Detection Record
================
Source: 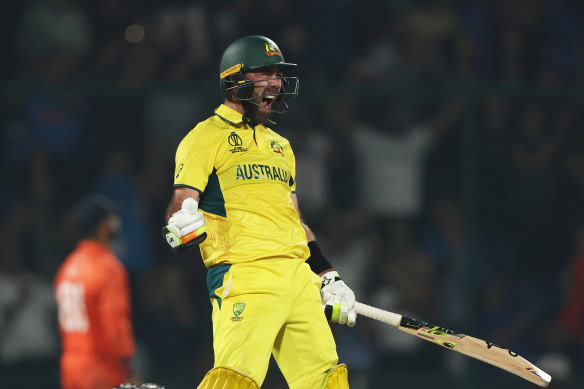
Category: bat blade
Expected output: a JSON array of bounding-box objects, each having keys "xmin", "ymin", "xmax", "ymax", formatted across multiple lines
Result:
[{"xmin": 355, "ymin": 302, "xmax": 551, "ymax": 387}]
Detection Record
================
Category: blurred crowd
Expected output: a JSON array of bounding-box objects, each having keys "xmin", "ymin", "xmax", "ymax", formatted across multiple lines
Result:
[{"xmin": 1, "ymin": 0, "xmax": 584, "ymax": 388}]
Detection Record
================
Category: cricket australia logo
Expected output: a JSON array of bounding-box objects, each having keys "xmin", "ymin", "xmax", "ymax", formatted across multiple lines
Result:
[
  {"xmin": 231, "ymin": 302, "xmax": 246, "ymax": 322},
  {"xmin": 228, "ymin": 132, "xmax": 247, "ymax": 153},
  {"xmin": 265, "ymin": 42, "xmax": 281, "ymax": 56},
  {"xmin": 271, "ymin": 140, "xmax": 284, "ymax": 157}
]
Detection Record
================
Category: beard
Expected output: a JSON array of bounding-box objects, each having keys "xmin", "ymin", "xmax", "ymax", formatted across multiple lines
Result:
[{"xmin": 243, "ymin": 99, "xmax": 271, "ymax": 125}]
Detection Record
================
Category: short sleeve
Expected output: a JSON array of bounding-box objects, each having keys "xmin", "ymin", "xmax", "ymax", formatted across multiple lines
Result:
[{"xmin": 174, "ymin": 126, "xmax": 218, "ymax": 192}]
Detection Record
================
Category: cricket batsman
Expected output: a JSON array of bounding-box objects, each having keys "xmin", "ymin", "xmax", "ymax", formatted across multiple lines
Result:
[{"xmin": 162, "ymin": 35, "xmax": 357, "ymax": 388}]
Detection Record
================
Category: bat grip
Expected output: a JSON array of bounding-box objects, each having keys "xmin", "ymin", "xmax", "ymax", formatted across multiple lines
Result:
[{"xmin": 355, "ymin": 302, "xmax": 402, "ymax": 327}]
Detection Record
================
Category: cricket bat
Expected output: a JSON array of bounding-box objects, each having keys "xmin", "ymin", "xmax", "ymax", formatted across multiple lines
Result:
[{"xmin": 354, "ymin": 302, "xmax": 552, "ymax": 387}]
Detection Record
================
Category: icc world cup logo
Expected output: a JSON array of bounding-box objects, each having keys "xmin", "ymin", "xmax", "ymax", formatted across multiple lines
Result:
[
  {"xmin": 228, "ymin": 132, "xmax": 243, "ymax": 146},
  {"xmin": 228, "ymin": 132, "xmax": 247, "ymax": 153}
]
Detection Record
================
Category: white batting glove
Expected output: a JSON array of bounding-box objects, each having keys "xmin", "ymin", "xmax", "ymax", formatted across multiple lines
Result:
[
  {"xmin": 320, "ymin": 271, "xmax": 356, "ymax": 327},
  {"xmin": 162, "ymin": 198, "xmax": 207, "ymax": 251}
]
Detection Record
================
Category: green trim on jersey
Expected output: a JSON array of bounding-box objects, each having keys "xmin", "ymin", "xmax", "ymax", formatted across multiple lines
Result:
[
  {"xmin": 199, "ymin": 168, "xmax": 226, "ymax": 217},
  {"xmin": 207, "ymin": 263, "xmax": 232, "ymax": 308},
  {"xmin": 174, "ymin": 184, "xmax": 203, "ymax": 195},
  {"xmin": 214, "ymin": 111, "xmax": 243, "ymax": 126}
]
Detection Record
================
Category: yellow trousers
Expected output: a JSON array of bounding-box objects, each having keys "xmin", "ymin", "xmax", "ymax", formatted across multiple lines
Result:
[{"xmin": 207, "ymin": 258, "xmax": 339, "ymax": 388}]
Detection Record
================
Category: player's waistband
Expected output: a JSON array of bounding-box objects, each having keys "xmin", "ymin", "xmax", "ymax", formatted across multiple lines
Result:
[{"xmin": 206, "ymin": 257, "xmax": 308, "ymax": 302}]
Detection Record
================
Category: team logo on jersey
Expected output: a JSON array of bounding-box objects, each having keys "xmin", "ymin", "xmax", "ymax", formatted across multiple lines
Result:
[
  {"xmin": 228, "ymin": 131, "xmax": 247, "ymax": 153},
  {"xmin": 271, "ymin": 140, "xmax": 284, "ymax": 157},
  {"xmin": 265, "ymin": 42, "xmax": 281, "ymax": 56},
  {"xmin": 232, "ymin": 302, "xmax": 246, "ymax": 322}
]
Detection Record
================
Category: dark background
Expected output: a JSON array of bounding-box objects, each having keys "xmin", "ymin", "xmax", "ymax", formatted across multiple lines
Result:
[{"xmin": 1, "ymin": 0, "xmax": 583, "ymax": 388}]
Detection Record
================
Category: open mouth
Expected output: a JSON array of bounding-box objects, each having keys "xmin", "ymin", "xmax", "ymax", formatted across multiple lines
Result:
[{"xmin": 260, "ymin": 95, "xmax": 275, "ymax": 109}]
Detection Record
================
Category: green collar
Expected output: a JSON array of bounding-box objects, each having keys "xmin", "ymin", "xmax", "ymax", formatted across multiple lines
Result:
[
  {"xmin": 214, "ymin": 104, "xmax": 244, "ymax": 126},
  {"xmin": 214, "ymin": 103, "xmax": 275, "ymax": 128}
]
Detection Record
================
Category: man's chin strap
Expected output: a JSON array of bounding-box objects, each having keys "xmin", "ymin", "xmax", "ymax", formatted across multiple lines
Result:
[{"xmin": 243, "ymin": 115, "xmax": 259, "ymax": 129}]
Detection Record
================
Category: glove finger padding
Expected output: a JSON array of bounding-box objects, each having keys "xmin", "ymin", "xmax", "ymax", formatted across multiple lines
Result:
[
  {"xmin": 338, "ymin": 302, "xmax": 349, "ymax": 325},
  {"xmin": 168, "ymin": 199, "xmax": 204, "ymax": 232},
  {"xmin": 165, "ymin": 223, "xmax": 181, "ymax": 239},
  {"xmin": 163, "ymin": 197, "xmax": 207, "ymax": 251},
  {"xmin": 172, "ymin": 212, "xmax": 205, "ymax": 236},
  {"xmin": 320, "ymin": 271, "xmax": 357, "ymax": 326},
  {"xmin": 347, "ymin": 310, "xmax": 356, "ymax": 327},
  {"xmin": 182, "ymin": 197, "xmax": 198, "ymax": 213}
]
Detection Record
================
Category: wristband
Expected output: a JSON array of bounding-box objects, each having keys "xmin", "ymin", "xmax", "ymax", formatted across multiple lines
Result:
[{"xmin": 306, "ymin": 241, "xmax": 333, "ymax": 274}]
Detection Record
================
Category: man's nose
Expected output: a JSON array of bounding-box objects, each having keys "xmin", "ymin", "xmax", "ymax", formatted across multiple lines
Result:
[{"xmin": 269, "ymin": 77, "xmax": 282, "ymax": 91}]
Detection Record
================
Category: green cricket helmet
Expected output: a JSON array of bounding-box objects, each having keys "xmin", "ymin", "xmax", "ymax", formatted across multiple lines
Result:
[{"xmin": 219, "ymin": 35, "xmax": 299, "ymax": 113}]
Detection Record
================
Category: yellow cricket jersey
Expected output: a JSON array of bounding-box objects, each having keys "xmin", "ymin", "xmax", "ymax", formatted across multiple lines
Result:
[{"xmin": 174, "ymin": 104, "xmax": 309, "ymax": 267}]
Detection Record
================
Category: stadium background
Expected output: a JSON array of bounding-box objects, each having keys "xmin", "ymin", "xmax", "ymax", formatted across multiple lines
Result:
[{"xmin": 1, "ymin": 0, "xmax": 583, "ymax": 388}]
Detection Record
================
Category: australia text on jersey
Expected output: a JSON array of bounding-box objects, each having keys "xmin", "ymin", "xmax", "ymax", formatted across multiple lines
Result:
[{"xmin": 235, "ymin": 163, "xmax": 290, "ymax": 184}]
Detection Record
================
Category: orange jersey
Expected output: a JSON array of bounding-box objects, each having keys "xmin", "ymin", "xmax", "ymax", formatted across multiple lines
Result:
[
  {"xmin": 561, "ymin": 255, "xmax": 584, "ymax": 339},
  {"xmin": 54, "ymin": 240, "xmax": 135, "ymax": 388}
]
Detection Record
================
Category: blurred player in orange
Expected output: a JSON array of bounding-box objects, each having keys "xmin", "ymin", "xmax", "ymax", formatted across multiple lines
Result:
[
  {"xmin": 55, "ymin": 194, "xmax": 137, "ymax": 389},
  {"xmin": 560, "ymin": 224, "xmax": 584, "ymax": 357}
]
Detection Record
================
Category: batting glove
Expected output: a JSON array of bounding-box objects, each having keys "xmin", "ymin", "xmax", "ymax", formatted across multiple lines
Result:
[
  {"xmin": 320, "ymin": 271, "xmax": 356, "ymax": 327},
  {"xmin": 162, "ymin": 198, "xmax": 207, "ymax": 251}
]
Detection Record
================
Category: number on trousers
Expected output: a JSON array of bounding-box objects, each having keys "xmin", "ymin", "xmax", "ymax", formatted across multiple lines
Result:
[{"xmin": 56, "ymin": 281, "xmax": 89, "ymax": 333}]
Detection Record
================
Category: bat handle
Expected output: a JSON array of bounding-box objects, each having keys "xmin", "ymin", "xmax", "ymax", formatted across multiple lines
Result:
[{"xmin": 355, "ymin": 302, "xmax": 402, "ymax": 327}]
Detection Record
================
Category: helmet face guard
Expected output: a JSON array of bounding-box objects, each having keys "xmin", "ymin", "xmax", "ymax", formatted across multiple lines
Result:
[
  {"xmin": 218, "ymin": 35, "xmax": 299, "ymax": 114},
  {"xmin": 220, "ymin": 71, "xmax": 299, "ymax": 113}
]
